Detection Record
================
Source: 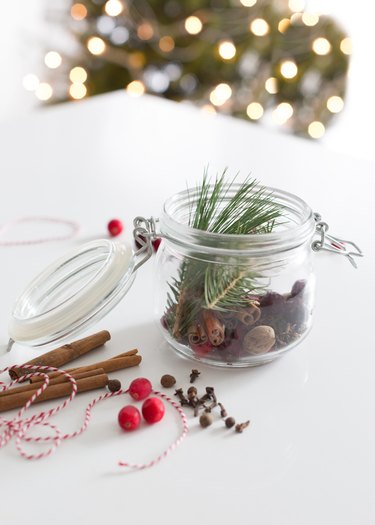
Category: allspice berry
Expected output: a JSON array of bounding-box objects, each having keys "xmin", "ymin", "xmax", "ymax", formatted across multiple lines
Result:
[
  {"xmin": 242, "ymin": 325, "xmax": 276, "ymax": 355},
  {"xmin": 107, "ymin": 379, "xmax": 121, "ymax": 392},
  {"xmin": 225, "ymin": 416, "xmax": 235, "ymax": 428},
  {"xmin": 199, "ymin": 412, "xmax": 213, "ymax": 428},
  {"xmin": 160, "ymin": 374, "xmax": 176, "ymax": 388}
]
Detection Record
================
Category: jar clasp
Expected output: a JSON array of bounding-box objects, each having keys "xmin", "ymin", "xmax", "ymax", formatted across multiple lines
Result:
[
  {"xmin": 132, "ymin": 216, "xmax": 159, "ymax": 271},
  {"xmin": 312, "ymin": 213, "xmax": 363, "ymax": 268}
]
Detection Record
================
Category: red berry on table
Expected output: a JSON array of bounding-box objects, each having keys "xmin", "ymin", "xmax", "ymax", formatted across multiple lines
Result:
[
  {"xmin": 129, "ymin": 377, "xmax": 152, "ymax": 401},
  {"xmin": 107, "ymin": 219, "xmax": 123, "ymax": 237},
  {"xmin": 118, "ymin": 405, "xmax": 141, "ymax": 431},
  {"xmin": 142, "ymin": 397, "xmax": 165, "ymax": 424}
]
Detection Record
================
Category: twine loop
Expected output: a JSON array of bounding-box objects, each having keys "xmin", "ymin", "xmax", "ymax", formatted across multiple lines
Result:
[{"xmin": 0, "ymin": 364, "xmax": 188, "ymax": 468}]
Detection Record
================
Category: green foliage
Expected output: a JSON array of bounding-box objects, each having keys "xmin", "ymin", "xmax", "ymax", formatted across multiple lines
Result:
[
  {"xmin": 43, "ymin": 1, "xmax": 350, "ymax": 138},
  {"xmin": 167, "ymin": 170, "xmax": 284, "ymax": 339}
]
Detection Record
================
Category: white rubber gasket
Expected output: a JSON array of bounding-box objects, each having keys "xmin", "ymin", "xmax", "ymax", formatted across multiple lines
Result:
[{"xmin": 9, "ymin": 239, "xmax": 134, "ymax": 344}]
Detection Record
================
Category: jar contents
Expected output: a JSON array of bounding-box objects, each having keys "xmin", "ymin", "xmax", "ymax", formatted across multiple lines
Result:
[
  {"xmin": 161, "ymin": 279, "xmax": 310, "ymax": 364},
  {"xmin": 158, "ymin": 174, "xmax": 314, "ymax": 366}
]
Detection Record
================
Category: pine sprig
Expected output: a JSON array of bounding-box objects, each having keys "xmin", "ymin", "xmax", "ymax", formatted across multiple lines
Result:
[
  {"xmin": 165, "ymin": 170, "xmax": 285, "ymax": 340},
  {"xmin": 190, "ymin": 171, "xmax": 283, "ymax": 235},
  {"xmin": 204, "ymin": 265, "xmax": 263, "ymax": 311}
]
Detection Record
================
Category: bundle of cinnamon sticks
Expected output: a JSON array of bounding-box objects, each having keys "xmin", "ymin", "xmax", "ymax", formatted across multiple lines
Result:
[{"xmin": 0, "ymin": 331, "xmax": 142, "ymax": 413}]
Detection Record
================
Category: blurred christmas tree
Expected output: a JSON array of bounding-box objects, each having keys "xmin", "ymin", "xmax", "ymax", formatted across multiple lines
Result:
[{"xmin": 32, "ymin": 0, "xmax": 351, "ymax": 139}]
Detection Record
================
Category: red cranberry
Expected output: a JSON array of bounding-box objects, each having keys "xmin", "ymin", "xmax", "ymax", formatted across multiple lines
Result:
[
  {"xmin": 118, "ymin": 405, "xmax": 141, "ymax": 431},
  {"xmin": 107, "ymin": 219, "xmax": 123, "ymax": 237},
  {"xmin": 129, "ymin": 377, "xmax": 152, "ymax": 401},
  {"xmin": 135, "ymin": 235, "xmax": 161, "ymax": 252},
  {"xmin": 152, "ymin": 238, "xmax": 162, "ymax": 251},
  {"xmin": 142, "ymin": 397, "xmax": 165, "ymax": 424},
  {"xmin": 190, "ymin": 341, "xmax": 214, "ymax": 357}
]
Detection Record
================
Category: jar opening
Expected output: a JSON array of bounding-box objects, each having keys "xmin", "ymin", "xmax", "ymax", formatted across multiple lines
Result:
[{"xmin": 161, "ymin": 184, "xmax": 315, "ymax": 256}]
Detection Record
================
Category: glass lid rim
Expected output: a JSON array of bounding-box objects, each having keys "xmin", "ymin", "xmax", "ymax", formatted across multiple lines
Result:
[{"xmin": 9, "ymin": 239, "xmax": 135, "ymax": 345}]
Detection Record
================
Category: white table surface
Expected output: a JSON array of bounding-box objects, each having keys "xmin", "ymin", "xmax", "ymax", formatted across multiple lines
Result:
[{"xmin": 0, "ymin": 92, "xmax": 374, "ymax": 525}]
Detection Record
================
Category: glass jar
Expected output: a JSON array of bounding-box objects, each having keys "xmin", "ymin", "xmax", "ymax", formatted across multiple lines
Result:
[{"xmin": 155, "ymin": 185, "xmax": 316, "ymax": 367}]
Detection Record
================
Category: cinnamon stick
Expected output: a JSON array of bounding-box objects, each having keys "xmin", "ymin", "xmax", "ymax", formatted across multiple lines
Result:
[
  {"xmin": 30, "ymin": 353, "xmax": 141, "ymax": 384},
  {"xmin": 202, "ymin": 310, "xmax": 225, "ymax": 346},
  {"xmin": 0, "ymin": 368, "xmax": 106, "ymax": 398},
  {"xmin": 9, "ymin": 330, "xmax": 111, "ymax": 380},
  {"xmin": 0, "ymin": 372, "xmax": 109, "ymax": 413},
  {"xmin": 235, "ymin": 305, "xmax": 261, "ymax": 326},
  {"xmin": 187, "ymin": 323, "xmax": 208, "ymax": 346}
]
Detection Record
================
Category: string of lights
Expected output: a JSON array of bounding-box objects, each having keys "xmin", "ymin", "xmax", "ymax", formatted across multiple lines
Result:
[{"xmin": 23, "ymin": 0, "xmax": 351, "ymax": 139}]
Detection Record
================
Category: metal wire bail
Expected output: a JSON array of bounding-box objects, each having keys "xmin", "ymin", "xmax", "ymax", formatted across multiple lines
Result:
[
  {"xmin": 312, "ymin": 212, "xmax": 363, "ymax": 268},
  {"xmin": 132, "ymin": 216, "xmax": 159, "ymax": 272}
]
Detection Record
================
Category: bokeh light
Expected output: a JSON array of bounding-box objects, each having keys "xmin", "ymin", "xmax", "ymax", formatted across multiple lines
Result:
[
  {"xmin": 104, "ymin": 0, "xmax": 123, "ymax": 17},
  {"xmin": 185, "ymin": 16, "xmax": 203, "ymax": 35},
  {"xmin": 44, "ymin": 51, "xmax": 62, "ymax": 69},
  {"xmin": 69, "ymin": 67, "xmax": 88, "ymax": 83},
  {"xmin": 159, "ymin": 36, "xmax": 175, "ymax": 52},
  {"xmin": 301, "ymin": 13, "xmax": 319, "ymax": 26},
  {"xmin": 137, "ymin": 23, "xmax": 154, "ymax": 40},
  {"xmin": 280, "ymin": 60, "xmax": 298, "ymax": 79},
  {"xmin": 265, "ymin": 77, "xmax": 278, "ymax": 94},
  {"xmin": 272, "ymin": 102, "xmax": 294, "ymax": 124},
  {"xmin": 246, "ymin": 102, "xmax": 264, "ymax": 120},
  {"xmin": 69, "ymin": 83, "xmax": 87, "ymax": 100},
  {"xmin": 209, "ymin": 83, "xmax": 232, "ymax": 106},
  {"xmin": 35, "ymin": 83, "xmax": 53, "ymax": 101},
  {"xmin": 340, "ymin": 37, "xmax": 352, "ymax": 55},
  {"xmin": 312, "ymin": 37, "xmax": 331, "ymax": 55},
  {"xmin": 126, "ymin": 80, "xmax": 145, "ymax": 96},
  {"xmin": 218, "ymin": 41, "xmax": 236, "ymax": 60},
  {"xmin": 87, "ymin": 37, "xmax": 106, "ymax": 55},
  {"xmin": 250, "ymin": 18, "xmax": 269, "ymax": 36},
  {"xmin": 308, "ymin": 121, "xmax": 325, "ymax": 138},
  {"xmin": 327, "ymin": 95, "xmax": 344, "ymax": 113},
  {"xmin": 71, "ymin": 3, "xmax": 87, "ymax": 21}
]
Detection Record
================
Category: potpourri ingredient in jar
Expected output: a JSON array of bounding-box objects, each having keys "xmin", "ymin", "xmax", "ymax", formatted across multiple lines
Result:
[{"xmin": 242, "ymin": 326, "xmax": 276, "ymax": 355}]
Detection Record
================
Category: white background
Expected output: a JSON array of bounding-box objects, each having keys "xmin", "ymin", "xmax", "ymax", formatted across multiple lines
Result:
[{"xmin": 0, "ymin": 0, "xmax": 374, "ymax": 162}]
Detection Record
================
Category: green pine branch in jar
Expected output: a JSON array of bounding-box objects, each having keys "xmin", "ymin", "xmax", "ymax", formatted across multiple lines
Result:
[{"xmin": 163, "ymin": 171, "xmax": 285, "ymax": 347}]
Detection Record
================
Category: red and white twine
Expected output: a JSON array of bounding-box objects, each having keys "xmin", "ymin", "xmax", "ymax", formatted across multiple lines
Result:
[
  {"xmin": 0, "ymin": 217, "xmax": 80, "ymax": 246},
  {"xmin": 0, "ymin": 364, "xmax": 188, "ymax": 469}
]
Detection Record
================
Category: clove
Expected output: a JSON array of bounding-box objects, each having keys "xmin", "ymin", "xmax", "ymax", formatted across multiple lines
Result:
[
  {"xmin": 235, "ymin": 420, "xmax": 250, "ymax": 433},
  {"xmin": 190, "ymin": 369, "xmax": 201, "ymax": 383},
  {"xmin": 174, "ymin": 388, "xmax": 189, "ymax": 406},
  {"xmin": 218, "ymin": 402, "xmax": 227, "ymax": 418}
]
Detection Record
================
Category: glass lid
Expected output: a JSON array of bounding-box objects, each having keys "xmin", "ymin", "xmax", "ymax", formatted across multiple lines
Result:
[{"xmin": 8, "ymin": 239, "xmax": 136, "ymax": 347}]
